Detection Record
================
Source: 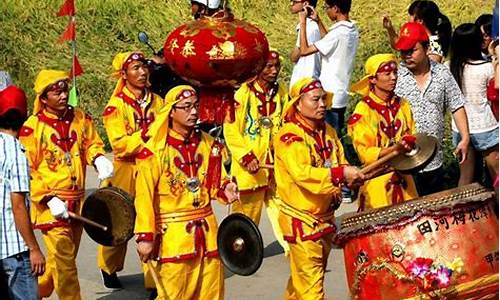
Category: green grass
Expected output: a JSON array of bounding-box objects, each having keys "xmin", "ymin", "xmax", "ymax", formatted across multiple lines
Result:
[{"xmin": 0, "ymin": 0, "xmax": 493, "ymax": 183}]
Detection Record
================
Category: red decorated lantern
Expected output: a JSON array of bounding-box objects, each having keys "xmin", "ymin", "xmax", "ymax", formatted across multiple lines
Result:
[{"xmin": 164, "ymin": 13, "xmax": 269, "ymax": 124}]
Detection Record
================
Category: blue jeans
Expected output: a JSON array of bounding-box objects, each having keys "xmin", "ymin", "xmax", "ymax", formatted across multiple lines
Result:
[
  {"xmin": 0, "ymin": 251, "xmax": 39, "ymax": 300},
  {"xmin": 325, "ymin": 107, "xmax": 346, "ymax": 136},
  {"xmin": 325, "ymin": 107, "xmax": 352, "ymax": 198}
]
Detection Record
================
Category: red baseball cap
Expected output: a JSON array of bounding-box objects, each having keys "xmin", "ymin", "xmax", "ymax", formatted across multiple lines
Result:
[
  {"xmin": 395, "ymin": 22, "xmax": 429, "ymax": 51},
  {"xmin": 0, "ymin": 85, "xmax": 27, "ymax": 118}
]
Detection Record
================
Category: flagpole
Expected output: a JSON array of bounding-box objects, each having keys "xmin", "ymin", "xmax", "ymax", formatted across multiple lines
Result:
[{"xmin": 71, "ymin": 15, "xmax": 76, "ymax": 90}]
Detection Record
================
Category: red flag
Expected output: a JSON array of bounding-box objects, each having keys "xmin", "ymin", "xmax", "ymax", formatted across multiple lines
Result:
[
  {"xmin": 70, "ymin": 55, "xmax": 84, "ymax": 77},
  {"xmin": 58, "ymin": 20, "xmax": 76, "ymax": 43},
  {"xmin": 57, "ymin": 0, "xmax": 75, "ymax": 17}
]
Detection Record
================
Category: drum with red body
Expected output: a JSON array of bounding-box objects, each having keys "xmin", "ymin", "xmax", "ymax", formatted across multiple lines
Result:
[{"xmin": 335, "ymin": 183, "xmax": 499, "ymax": 300}]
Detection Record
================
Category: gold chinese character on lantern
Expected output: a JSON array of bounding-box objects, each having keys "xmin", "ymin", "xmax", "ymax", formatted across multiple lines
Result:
[
  {"xmin": 168, "ymin": 38, "xmax": 179, "ymax": 55},
  {"xmin": 182, "ymin": 40, "xmax": 196, "ymax": 57}
]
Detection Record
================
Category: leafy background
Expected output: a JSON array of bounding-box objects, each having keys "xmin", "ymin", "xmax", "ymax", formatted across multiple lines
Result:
[{"xmin": 0, "ymin": 0, "xmax": 494, "ymax": 184}]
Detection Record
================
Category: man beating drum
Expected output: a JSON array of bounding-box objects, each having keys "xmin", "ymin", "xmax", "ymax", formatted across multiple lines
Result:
[
  {"xmin": 348, "ymin": 53, "xmax": 418, "ymax": 211},
  {"xmin": 134, "ymin": 85, "xmax": 239, "ymax": 299}
]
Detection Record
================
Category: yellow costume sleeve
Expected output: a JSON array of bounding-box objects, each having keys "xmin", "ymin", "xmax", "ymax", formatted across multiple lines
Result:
[
  {"xmin": 82, "ymin": 113, "xmax": 105, "ymax": 165},
  {"xmin": 19, "ymin": 119, "xmax": 50, "ymax": 203},
  {"xmin": 223, "ymin": 85, "xmax": 254, "ymax": 161},
  {"xmin": 103, "ymin": 99, "xmax": 145, "ymax": 158},
  {"xmin": 276, "ymin": 136, "xmax": 339, "ymax": 195},
  {"xmin": 134, "ymin": 148, "xmax": 161, "ymax": 235},
  {"xmin": 348, "ymin": 103, "xmax": 381, "ymax": 165}
]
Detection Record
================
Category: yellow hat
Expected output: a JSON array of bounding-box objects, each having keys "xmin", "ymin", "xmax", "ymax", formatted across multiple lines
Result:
[
  {"xmin": 33, "ymin": 69, "xmax": 69, "ymax": 115},
  {"xmin": 146, "ymin": 85, "xmax": 197, "ymax": 150},
  {"xmin": 111, "ymin": 51, "xmax": 146, "ymax": 96},
  {"xmin": 351, "ymin": 53, "xmax": 398, "ymax": 97},
  {"xmin": 268, "ymin": 48, "xmax": 282, "ymax": 62},
  {"xmin": 283, "ymin": 77, "xmax": 331, "ymax": 120}
]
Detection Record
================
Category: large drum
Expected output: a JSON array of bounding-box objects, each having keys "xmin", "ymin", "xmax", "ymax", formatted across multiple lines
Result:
[{"xmin": 335, "ymin": 183, "xmax": 499, "ymax": 300}]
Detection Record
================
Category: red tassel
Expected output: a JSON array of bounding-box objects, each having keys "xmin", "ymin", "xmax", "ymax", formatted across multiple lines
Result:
[
  {"xmin": 70, "ymin": 55, "xmax": 84, "ymax": 77},
  {"xmin": 205, "ymin": 141, "xmax": 223, "ymax": 191},
  {"xmin": 57, "ymin": 0, "xmax": 75, "ymax": 17},
  {"xmin": 199, "ymin": 88, "xmax": 236, "ymax": 125},
  {"xmin": 58, "ymin": 20, "xmax": 76, "ymax": 43}
]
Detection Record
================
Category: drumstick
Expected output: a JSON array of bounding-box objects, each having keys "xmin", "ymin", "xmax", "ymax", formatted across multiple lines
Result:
[
  {"xmin": 259, "ymin": 164, "xmax": 274, "ymax": 169},
  {"xmin": 147, "ymin": 260, "xmax": 167, "ymax": 297},
  {"xmin": 360, "ymin": 150, "xmax": 400, "ymax": 175},
  {"xmin": 68, "ymin": 211, "xmax": 108, "ymax": 231}
]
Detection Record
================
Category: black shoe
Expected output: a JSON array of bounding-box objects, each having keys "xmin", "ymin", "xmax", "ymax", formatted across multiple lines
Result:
[
  {"xmin": 100, "ymin": 270, "xmax": 123, "ymax": 289},
  {"xmin": 149, "ymin": 289, "xmax": 158, "ymax": 300}
]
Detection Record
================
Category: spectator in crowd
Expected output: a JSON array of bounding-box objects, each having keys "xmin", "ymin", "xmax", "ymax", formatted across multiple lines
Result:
[
  {"xmin": 296, "ymin": 0, "xmax": 359, "ymax": 135},
  {"xmin": 487, "ymin": 39, "xmax": 499, "ymax": 120},
  {"xmin": 289, "ymin": 0, "xmax": 321, "ymax": 88},
  {"xmin": 383, "ymin": 0, "xmax": 452, "ymax": 63},
  {"xmin": 475, "ymin": 14, "xmax": 494, "ymax": 60},
  {"xmin": 0, "ymin": 86, "xmax": 45, "ymax": 300},
  {"xmin": 394, "ymin": 22, "xmax": 470, "ymax": 196},
  {"xmin": 449, "ymin": 23, "xmax": 498, "ymax": 187}
]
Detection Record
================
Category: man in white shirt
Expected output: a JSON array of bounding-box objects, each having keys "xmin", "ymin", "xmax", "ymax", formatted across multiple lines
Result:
[
  {"xmin": 289, "ymin": 0, "xmax": 321, "ymax": 88},
  {"xmin": 297, "ymin": 0, "xmax": 359, "ymax": 135}
]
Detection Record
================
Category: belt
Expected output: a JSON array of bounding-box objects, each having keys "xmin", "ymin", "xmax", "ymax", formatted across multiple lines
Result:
[
  {"xmin": 114, "ymin": 155, "xmax": 136, "ymax": 162},
  {"xmin": 156, "ymin": 206, "xmax": 213, "ymax": 224},
  {"xmin": 280, "ymin": 200, "xmax": 334, "ymax": 228},
  {"xmin": 53, "ymin": 189, "xmax": 85, "ymax": 201}
]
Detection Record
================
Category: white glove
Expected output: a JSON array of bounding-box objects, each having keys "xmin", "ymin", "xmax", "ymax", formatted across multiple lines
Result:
[
  {"xmin": 94, "ymin": 155, "xmax": 114, "ymax": 180},
  {"xmin": 47, "ymin": 197, "xmax": 69, "ymax": 219}
]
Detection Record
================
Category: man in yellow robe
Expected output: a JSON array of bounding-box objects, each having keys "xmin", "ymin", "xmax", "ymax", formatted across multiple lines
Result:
[
  {"xmin": 223, "ymin": 50, "xmax": 289, "ymax": 253},
  {"xmin": 274, "ymin": 77, "xmax": 364, "ymax": 300},
  {"xmin": 98, "ymin": 51, "xmax": 164, "ymax": 289},
  {"xmin": 19, "ymin": 70, "xmax": 113, "ymax": 300},
  {"xmin": 135, "ymin": 85, "xmax": 239, "ymax": 300},
  {"xmin": 348, "ymin": 53, "xmax": 418, "ymax": 211}
]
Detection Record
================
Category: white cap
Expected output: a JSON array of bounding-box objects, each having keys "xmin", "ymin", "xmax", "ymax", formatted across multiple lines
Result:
[{"xmin": 191, "ymin": 0, "xmax": 221, "ymax": 9}]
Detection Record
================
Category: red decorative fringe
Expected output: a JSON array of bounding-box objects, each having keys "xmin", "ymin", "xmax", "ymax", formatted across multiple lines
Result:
[
  {"xmin": 205, "ymin": 140, "xmax": 223, "ymax": 191},
  {"xmin": 199, "ymin": 87, "xmax": 236, "ymax": 125}
]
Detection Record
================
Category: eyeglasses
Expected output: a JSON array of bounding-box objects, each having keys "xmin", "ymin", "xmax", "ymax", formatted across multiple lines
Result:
[
  {"xmin": 290, "ymin": 0, "xmax": 304, "ymax": 4},
  {"xmin": 322, "ymin": 4, "xmax": 332, "ymax": 10},
  {"xmin": 173, "ymin": 102, "xmax": 200, "ymax": 112}
]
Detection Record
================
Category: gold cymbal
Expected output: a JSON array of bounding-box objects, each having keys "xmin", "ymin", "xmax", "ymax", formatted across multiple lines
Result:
[{"xmin": 389, "ymin": 133, "xmax": 438, "ymax": 172}]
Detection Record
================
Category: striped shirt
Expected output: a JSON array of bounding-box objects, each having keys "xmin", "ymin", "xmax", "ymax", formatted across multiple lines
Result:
[{"xmin": 0, "ymin": 132, "xmax": 30, "ymax": 259}]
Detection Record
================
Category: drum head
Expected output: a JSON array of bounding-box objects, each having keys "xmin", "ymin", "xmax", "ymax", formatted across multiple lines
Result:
[
  {"xmin": 217, "ymin": 213, "xmax": 264, "ymax": 276},
  {"xmin": 82, "ymin": 187, "xmax": 135, "ymax": 246}
]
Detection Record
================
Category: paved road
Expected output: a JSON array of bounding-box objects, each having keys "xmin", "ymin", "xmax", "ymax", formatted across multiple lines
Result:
[{"xmin": 41, "ymin": 157, "xmax": 357, "ymax": 300}]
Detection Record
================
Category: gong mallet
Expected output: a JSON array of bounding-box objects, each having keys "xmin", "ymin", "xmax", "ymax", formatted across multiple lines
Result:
[
  {"xmin": 68, "ymin": 211, "xmax": 108, "ymax": 232},
  {"xmin": 147, "ymin": 260, "xmax": 167, "ymax": 298},
  {"xmin": 359, "ymin": 150, "xmax": 401, "ymax": 180}
]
